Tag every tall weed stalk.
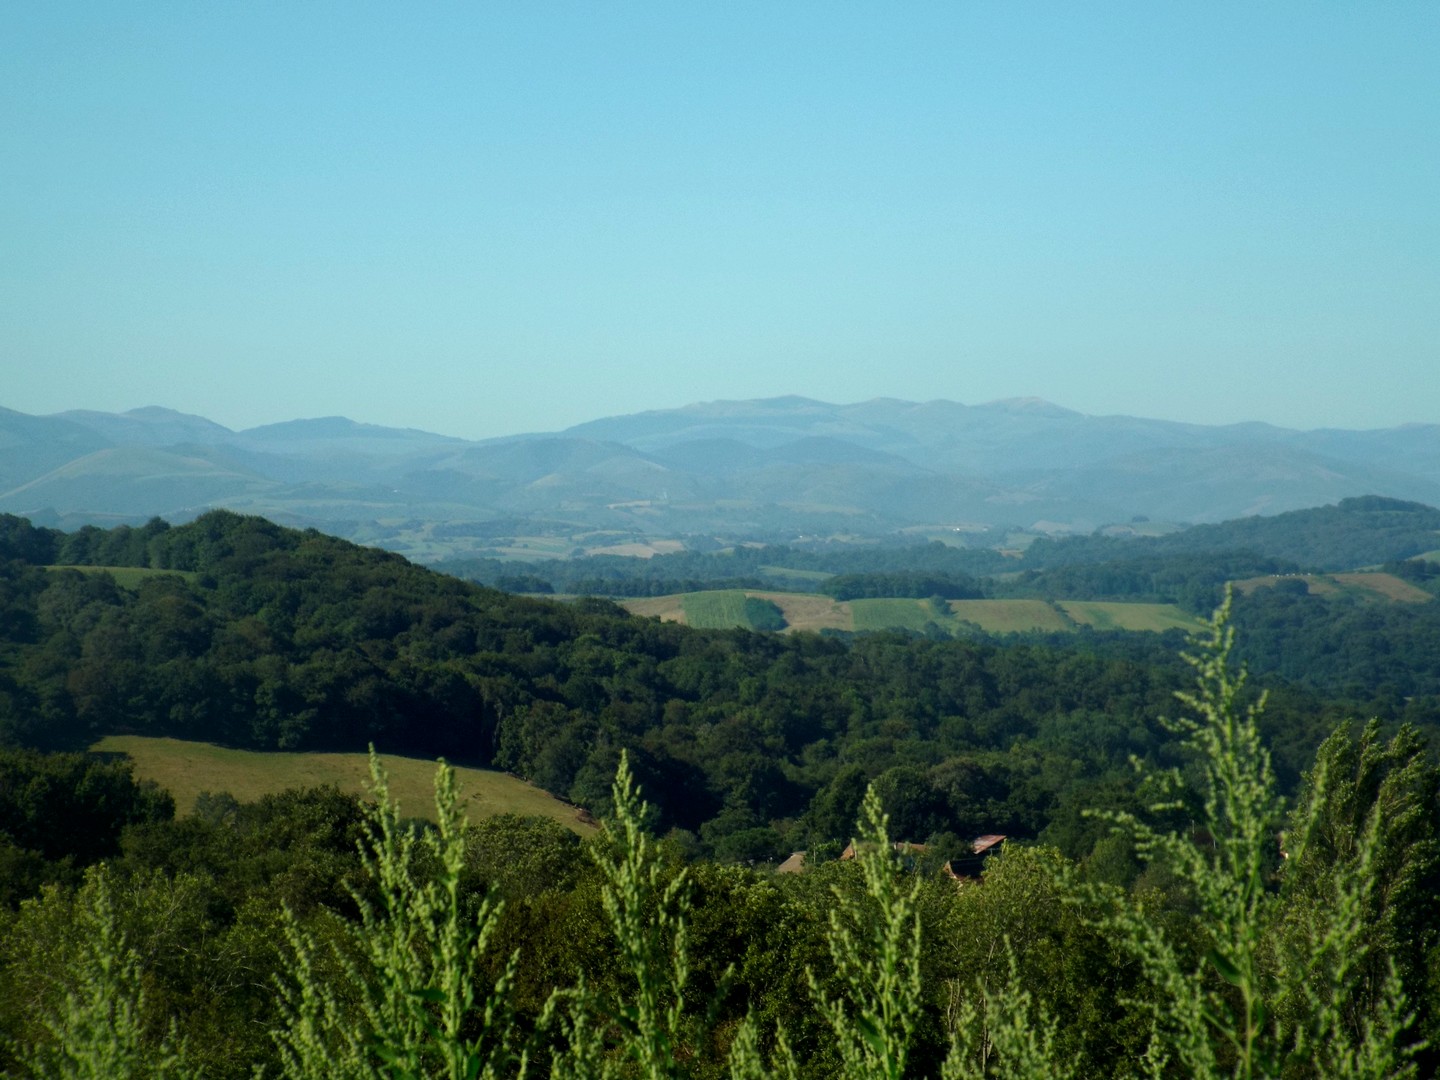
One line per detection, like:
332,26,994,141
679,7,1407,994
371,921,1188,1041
269,749,521,1080
807,787,924,1080
540,750,693,1080
1082,592,1421,1078
5,867,189,1080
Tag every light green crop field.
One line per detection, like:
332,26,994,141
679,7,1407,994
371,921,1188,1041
48,565,199,589
622,591,852,631
621,595,689,622
1328,572,1433,603
947,599,1074,633
756,592,851,632
1232,572,1431,603
1059,601,1204,632
633,591,1201,636
680,590,755,629
90,735,595,834
849,598,944,632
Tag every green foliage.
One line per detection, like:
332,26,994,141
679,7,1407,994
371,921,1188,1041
268,750,521,1080
3,512,1439,1077
0,749,173,907
1276,720,1440,1070
0,510,1404,862
680,590,754,630
1081,592,1425,1077
5,867,190,1079
740,597,787,632
541,751,692,1079
940,943,1074,1080
808,787,924,1079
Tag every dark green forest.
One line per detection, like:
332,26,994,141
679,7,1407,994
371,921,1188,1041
1,510,1407,864
2,507,1439,1075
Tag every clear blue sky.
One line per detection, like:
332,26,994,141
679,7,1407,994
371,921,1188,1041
4,3,1437,438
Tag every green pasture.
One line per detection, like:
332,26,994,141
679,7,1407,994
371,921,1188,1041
643,590,1213,637
680,590,755,629
1232,571,1432,604
1059,601,1204,632
90,735,595,834
947,599,1074,633
850,598,947,633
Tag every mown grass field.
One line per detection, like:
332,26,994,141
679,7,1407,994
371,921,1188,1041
755,591,849,632
1329,572,1433,602
1232,571,1432,603
48,565,199,589
621,595,689,622
849,598,945,633
90,735,595,834
948,599,1074,633
1059,601,1205,632
626,592,1208,636
679,590,755,629
621,592,851,631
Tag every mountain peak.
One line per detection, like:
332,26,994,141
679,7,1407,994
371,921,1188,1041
979,397,1078,418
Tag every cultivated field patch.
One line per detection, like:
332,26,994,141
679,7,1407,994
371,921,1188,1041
90,735,595,834
1231,574,1339,596
1329,572,1433,603
948,599,1074,633
587,539,686,558
756,591,851,632
1060,601,1205,632
680,590,754,629
850,597,947,633
621,595,689,623
1232,572,1430,603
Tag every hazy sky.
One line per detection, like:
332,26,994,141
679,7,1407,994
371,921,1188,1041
4,3,1437,439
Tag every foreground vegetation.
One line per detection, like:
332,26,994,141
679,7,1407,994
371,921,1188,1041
3,602,1437,1076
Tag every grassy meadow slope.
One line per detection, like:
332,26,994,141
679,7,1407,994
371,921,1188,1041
1058,600,1207,631
1231,570,1433,603
91,735,596,834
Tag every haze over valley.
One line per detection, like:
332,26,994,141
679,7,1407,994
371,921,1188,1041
5,395,1440,563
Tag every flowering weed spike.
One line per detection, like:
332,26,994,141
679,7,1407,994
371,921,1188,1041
807,785,923,1080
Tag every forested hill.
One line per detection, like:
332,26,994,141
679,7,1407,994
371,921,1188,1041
1021,495,1440,571
0,510,1363,864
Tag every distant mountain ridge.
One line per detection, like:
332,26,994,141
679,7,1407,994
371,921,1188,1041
2,398,1438,558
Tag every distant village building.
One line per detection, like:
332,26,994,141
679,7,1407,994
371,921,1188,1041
943,833,1008,882
781,834,1008,878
